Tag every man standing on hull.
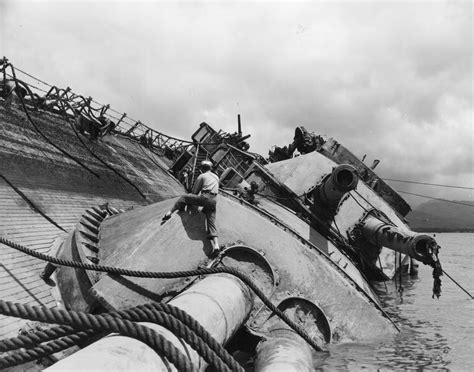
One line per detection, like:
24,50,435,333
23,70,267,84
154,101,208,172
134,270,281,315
163,160,220,256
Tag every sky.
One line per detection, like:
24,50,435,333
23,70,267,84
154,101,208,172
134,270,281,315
0,0,472,207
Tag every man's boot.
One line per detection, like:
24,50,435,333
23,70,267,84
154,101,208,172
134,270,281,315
210,237,220,257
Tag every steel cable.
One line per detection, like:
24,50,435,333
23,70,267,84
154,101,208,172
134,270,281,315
56,100,148,201
7,64,101,178
0,173,67,233
11,67,53,88
396,190,474,208
5,61,194,156
133,141,170,174
7,62,254,161
383,178,474,190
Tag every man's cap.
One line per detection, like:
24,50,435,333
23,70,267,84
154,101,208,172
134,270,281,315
201,160,213,167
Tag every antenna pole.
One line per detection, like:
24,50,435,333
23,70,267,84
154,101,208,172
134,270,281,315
237,114,242,136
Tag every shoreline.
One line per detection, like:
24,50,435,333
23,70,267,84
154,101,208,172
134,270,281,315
412,228,474,233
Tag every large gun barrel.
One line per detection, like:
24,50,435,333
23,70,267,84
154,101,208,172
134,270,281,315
361,214,437,264
313,164,358,217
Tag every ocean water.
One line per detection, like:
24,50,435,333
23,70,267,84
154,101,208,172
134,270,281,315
316,233,474,371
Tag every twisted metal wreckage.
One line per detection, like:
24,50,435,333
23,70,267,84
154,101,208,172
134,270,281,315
0,57,447,371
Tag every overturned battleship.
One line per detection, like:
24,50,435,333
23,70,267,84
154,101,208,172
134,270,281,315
0,58,442,371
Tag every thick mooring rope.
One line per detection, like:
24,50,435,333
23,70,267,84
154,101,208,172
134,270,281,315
0,304,241,371
143,302,241,369
0,325,95,352
1,331,95,368
139,303,242,371
0,300,243,371
0,235,325,353
112,307,239,371
0,300,196,372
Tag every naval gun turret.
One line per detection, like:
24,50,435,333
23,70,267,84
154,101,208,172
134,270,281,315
305,163,441,284
355,212,439,266
308,164,439,268
268,126,411,216
311,164,359,220
247,147,443,285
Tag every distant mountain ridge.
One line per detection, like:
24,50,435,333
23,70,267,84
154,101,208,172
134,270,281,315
406,200,474,232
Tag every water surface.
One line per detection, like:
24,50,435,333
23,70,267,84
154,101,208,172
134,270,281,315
316,233,474,371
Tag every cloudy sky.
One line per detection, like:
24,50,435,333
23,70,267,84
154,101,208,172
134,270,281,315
1,0,472,206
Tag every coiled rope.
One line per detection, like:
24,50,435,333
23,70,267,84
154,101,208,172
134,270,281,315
141,302,241,370
0,325,95,352
0,330,97,368
111,307,239,371
0,300,196,372
0,235,325,352
1,302,243,371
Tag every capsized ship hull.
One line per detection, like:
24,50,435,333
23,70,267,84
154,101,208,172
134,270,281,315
0,101,185,341
56,193,396,342
0,60,442,371
44,189,398,371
